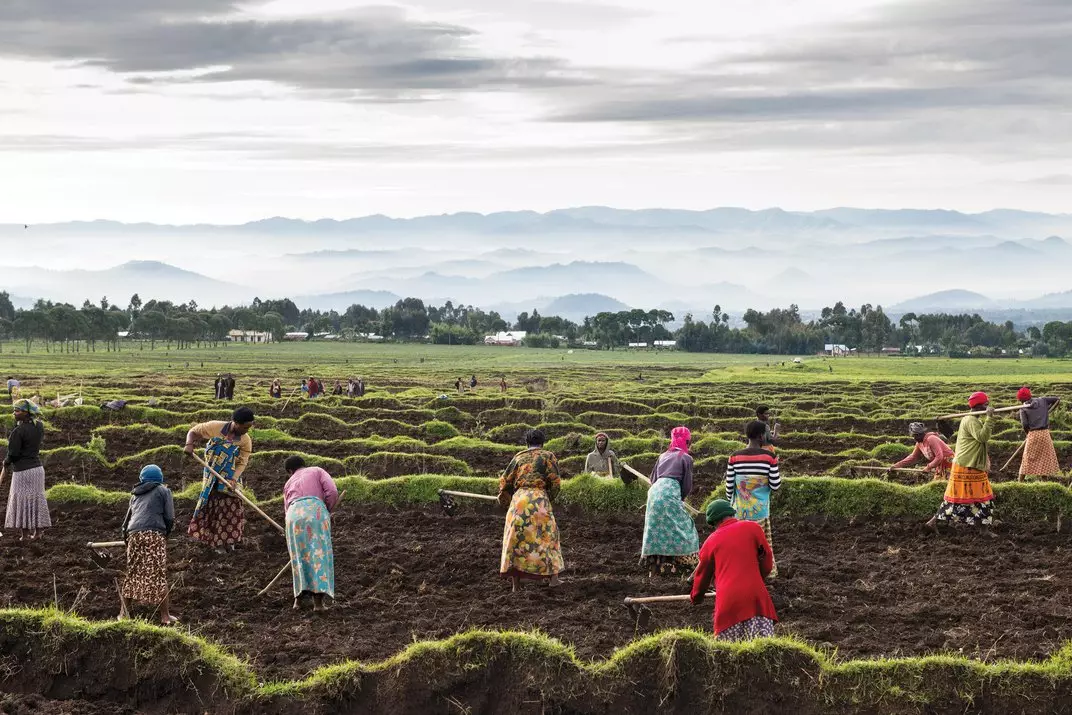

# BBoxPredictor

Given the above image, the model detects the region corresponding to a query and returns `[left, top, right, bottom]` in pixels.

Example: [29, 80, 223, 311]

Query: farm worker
[307, 377, 320, 399]
[118, 465, 176, 625]
[470, 374, 478, 389]
[498, 428, 565, 592]
[270, 380, 282, 399]
[6, 377, 19, 402]
[455, 378, 463, 393]
[725, 420, 782, 578]
[690, 499, 777, 641]
[891, 422, 953, 480]
[641, 426, 699, 578]
[184, 407, 255, 552]
[214, 374, 224, 400]
[584, 432, 621, 479]
[282, 455, 339, 612]
[224, 374, 236, 400]
[332, 380, 343, 395]
[500, 377, 507, 393]
[3, 399, 50, 541]
[1016, 387, 1061, 480]
[301, 379, 309, 396]
[927, 392, 995, 532]
[755, 404, 780, 450]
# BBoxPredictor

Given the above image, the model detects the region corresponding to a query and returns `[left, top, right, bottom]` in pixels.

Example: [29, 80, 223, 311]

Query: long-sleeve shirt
[283, 466, 339, 513]
[690, 518, 777, 634]
[650, 449, 694, 499]
[584, 448, 620, 478]
[498, 448, 561, 506]
[893, 433, 953, 471]
[187, 421, 252, 481]
[122, 482, 175, 537]
[5, 419, 44, 472]
[725, 448, 780, 521]
[1021, 397, 1059, 432]
[953, 413, 991, 472]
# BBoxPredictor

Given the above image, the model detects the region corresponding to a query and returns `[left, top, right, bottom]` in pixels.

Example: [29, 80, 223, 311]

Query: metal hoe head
[624, 601, 653, 630]
[88, 544, 113, 570]
[438, 490, 458, 517]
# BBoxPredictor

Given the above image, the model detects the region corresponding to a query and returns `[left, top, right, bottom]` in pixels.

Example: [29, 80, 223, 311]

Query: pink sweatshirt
[283, 466, 340, 513]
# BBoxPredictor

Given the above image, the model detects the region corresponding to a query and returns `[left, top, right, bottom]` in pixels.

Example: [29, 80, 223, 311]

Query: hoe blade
[438, 491, 458, 517]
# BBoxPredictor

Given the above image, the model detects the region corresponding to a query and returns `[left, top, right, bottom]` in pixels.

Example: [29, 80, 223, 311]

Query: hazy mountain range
[2, 206, 1071, 323]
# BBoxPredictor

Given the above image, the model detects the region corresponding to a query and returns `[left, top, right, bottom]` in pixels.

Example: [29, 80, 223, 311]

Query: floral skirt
[187, 492, 245, 547]
[500, 488, 565, 579]
[121, 531, 168, 603]
[717, 616, 776, 642]
[936, 500, 995, 526]
[1021, 430, 1061, 477]
[640, 478, 700, 562]
[286, 497, 335, 598]
[4, 466, 51, 530]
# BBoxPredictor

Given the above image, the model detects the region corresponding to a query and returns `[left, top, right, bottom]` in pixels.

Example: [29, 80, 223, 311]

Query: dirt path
[3, 503, 1071, 682]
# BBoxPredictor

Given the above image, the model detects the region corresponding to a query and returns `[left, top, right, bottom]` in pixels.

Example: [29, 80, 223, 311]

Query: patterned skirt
[500, 488, 565, 579]
[121, 531, 168, 603]
[1021, 430, 1061, 477]
[4, 466, 51, 530]
[187, 492, 245, 547]
[286, 497, 335, 598]
[641, 478, 699, 576]
[717, 616, 776, 642]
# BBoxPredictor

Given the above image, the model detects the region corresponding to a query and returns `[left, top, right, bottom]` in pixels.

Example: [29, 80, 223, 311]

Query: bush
[422, 420, 461, 441]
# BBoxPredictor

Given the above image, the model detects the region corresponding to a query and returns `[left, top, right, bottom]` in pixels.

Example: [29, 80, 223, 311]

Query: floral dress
[498, 448, 565, 579]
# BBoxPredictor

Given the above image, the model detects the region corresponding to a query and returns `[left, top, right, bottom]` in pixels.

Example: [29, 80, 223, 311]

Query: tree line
[0, 291, 1069, 357]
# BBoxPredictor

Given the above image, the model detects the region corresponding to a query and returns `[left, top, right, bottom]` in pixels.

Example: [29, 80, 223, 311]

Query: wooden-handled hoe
[621, 463, 702, 516]
[624, 592, 714, 630]
[438, 489, 499, 517]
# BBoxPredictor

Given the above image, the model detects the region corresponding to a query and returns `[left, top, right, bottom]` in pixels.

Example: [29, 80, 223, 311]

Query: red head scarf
[968, 391, 989, 408]
[669, 425, 691, 452]
[1017, 386, 1032, 402]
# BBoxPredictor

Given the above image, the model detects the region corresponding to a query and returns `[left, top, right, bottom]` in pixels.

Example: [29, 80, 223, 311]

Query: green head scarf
[705, 498, 735, 526]
[12, 399, 39, 416]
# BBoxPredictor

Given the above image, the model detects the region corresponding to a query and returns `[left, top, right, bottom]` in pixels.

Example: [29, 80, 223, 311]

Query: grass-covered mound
[4, 609, 1072, 714]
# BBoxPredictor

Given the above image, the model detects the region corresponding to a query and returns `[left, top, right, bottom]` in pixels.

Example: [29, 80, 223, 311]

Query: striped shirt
[725, 448, 780, 521]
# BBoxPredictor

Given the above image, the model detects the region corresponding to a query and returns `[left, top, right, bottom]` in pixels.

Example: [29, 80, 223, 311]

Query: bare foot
[511, 576, 519, 593]
[548, 575, 562, 588]
[292, 598, 301, 610]
[925, 517, 939, 534]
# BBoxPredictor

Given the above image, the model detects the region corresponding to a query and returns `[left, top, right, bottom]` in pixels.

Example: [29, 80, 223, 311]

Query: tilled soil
[2, 503, 1072, 683]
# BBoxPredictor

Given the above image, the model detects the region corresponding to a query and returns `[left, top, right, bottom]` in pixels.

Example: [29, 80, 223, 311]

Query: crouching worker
[119, 464, 176, 625]
[283, 455, 339, 612]
[690, 499, 777, 641]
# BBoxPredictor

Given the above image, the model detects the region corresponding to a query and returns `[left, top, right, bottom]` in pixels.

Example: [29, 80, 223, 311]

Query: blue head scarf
[139, 464, 165, 484]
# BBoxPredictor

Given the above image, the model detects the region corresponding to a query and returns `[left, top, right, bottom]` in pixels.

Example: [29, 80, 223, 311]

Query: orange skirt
[944, 463, 993, 504]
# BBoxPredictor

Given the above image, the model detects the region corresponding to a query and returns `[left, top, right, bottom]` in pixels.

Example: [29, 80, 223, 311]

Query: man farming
[184, 407, 255, 552]
[584, 432, 620, 479]
[927, 392, 995, 531]
[1016, 387, 1061, 480]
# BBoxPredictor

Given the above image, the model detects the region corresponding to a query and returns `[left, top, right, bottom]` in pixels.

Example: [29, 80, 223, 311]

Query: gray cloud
[550, 0, 1072, 155]
[0, 2, 588, 97]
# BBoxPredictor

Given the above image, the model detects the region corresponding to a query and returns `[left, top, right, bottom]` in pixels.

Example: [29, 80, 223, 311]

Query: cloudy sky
[1, 0, 1069, 223]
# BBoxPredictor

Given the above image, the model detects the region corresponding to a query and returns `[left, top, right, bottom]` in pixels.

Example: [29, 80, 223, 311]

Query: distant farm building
[228, 330, 272, 344]
[823, 344, 849, 356]
[484, 331, 527, 346]
[628, 342, 649, 349]
[283, 332, 309, 341]
[357, 333, 385, 341]
[654, 340, 677, 349]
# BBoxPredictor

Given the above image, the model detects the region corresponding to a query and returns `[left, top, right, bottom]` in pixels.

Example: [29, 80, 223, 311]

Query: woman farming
[584, 432, 621, 479]
[498, 428, 565, 591]
[690, 499, 777, 641]
[184, 407, 255, 552]
[641, 426, 699, 578]
[725, 420, 781, 578]
[891, 422, 953, 480]
[3, 399, 50, 540]
[927, 392, 995, 531]
[119, 465, 176, 625]
[1016, 387, 1061, 480]
[282, 455, 339, 612]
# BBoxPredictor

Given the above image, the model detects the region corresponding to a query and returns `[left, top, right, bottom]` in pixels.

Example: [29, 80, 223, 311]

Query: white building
[283, 332, 309, 341]
[654, 340, 677, 349]
[228, 329, 272, 343]
[484, 331, 527, 346]
[628, 342, 649, 348]
[823, 343, 849, 356]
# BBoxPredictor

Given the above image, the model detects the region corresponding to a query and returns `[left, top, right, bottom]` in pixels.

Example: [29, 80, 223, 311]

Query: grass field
[2, 342, 1071, 713]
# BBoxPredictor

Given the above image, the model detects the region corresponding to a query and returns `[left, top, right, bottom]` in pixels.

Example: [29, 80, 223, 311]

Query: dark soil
[3, 503, 1072, 683]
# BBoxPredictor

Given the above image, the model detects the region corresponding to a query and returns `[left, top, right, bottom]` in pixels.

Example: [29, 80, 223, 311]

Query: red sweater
[690, 518, 777, 634]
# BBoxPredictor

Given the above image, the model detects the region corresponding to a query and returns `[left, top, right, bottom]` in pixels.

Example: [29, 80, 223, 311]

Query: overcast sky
[1, 0, 1070, 223]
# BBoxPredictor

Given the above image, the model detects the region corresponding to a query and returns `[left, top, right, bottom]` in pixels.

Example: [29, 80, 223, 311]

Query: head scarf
[669, 426, 691, 452]
[595, 432, 609, 452]
[139, 464, 165, 484]
[968, 391, 989, 409]
[12, 399, 39, 416]
[908, 422, 927, 436]
[705, 499, 735, 526]
[1017, 386, 1032, 402]
[232, 406, 255, 424]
